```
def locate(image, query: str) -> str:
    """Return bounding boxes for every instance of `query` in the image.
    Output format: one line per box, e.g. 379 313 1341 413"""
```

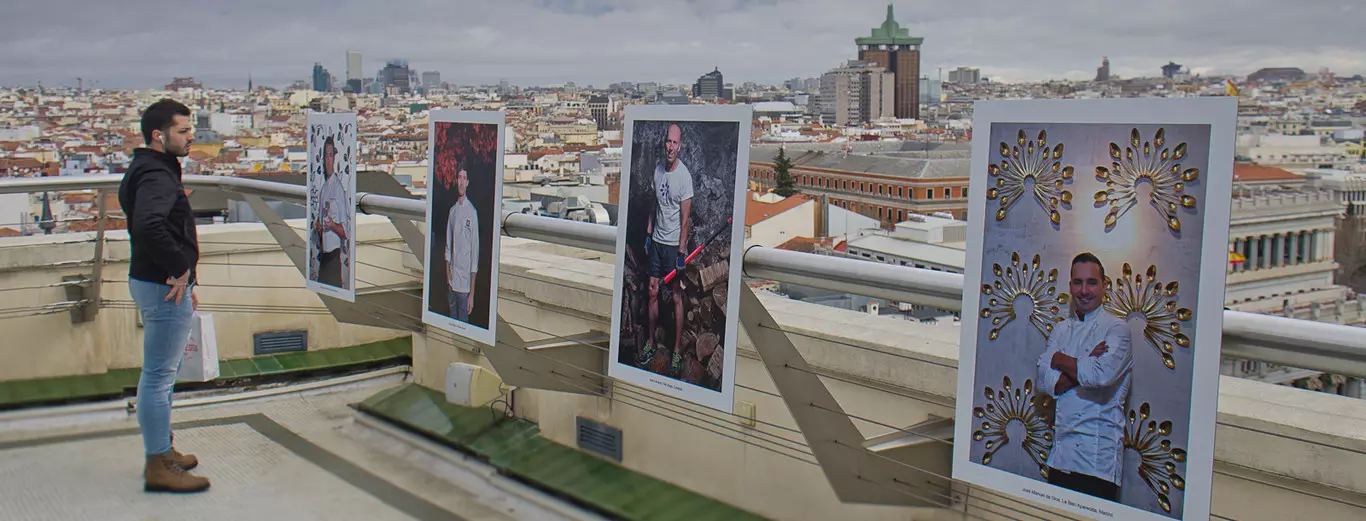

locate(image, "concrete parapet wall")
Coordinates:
413 239 1366 520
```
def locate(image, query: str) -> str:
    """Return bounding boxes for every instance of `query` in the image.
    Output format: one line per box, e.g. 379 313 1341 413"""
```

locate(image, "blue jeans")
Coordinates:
448 291 470 322
129 278 195 456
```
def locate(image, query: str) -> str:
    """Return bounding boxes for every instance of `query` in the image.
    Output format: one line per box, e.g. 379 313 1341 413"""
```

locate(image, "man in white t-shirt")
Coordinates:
643 124 694 373
314 136 349 289
445 162 479 323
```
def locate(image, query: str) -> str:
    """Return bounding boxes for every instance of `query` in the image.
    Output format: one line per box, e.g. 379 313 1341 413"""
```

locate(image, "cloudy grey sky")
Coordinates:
3 0 1364 89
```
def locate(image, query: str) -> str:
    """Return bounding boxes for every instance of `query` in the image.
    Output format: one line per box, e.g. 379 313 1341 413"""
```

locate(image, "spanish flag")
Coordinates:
1225 79 1240 97
1229 250 1246 265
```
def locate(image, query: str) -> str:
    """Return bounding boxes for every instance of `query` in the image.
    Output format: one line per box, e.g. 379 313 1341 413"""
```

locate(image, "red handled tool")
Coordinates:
662 217 733 284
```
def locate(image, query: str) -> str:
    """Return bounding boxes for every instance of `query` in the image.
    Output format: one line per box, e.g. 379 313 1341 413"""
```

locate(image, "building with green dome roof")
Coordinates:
855 4 923 120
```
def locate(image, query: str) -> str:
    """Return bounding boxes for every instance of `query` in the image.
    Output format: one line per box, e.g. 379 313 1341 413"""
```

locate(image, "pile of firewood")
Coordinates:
618 235 733 391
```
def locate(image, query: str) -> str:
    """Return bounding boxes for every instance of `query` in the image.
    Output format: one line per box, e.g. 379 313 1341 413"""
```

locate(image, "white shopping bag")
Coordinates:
177 313 220 382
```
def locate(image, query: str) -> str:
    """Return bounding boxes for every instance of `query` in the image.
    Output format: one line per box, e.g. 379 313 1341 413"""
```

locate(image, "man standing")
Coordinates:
118 99 211 493
445 162 479 323
314 135 348 288
643 124 693 374
1037 252 1133 501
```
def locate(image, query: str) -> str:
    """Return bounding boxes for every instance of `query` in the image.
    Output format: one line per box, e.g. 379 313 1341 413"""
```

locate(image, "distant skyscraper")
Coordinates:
422 71 441 91
819 60 895 126
1096 57 1111 82
312 63 332 92
347 50 363 81
919 76 942 105
380 60 411 94
854 4 923 120
1162 62 1183 80
948 67 981 84
498 79 511 96
692 67 724 100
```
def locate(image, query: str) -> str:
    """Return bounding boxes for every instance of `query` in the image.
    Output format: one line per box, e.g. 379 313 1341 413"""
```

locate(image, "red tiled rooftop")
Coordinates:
775 236 822 253
1233 163 1301 182
744 191 811 227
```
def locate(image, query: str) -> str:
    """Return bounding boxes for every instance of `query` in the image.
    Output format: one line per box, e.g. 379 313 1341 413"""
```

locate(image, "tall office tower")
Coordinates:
818 60 894 127
854 4 923 120
346 50 363 93
381 60 411 94
312 63 332 92
422 71 441 91
692 67 724 100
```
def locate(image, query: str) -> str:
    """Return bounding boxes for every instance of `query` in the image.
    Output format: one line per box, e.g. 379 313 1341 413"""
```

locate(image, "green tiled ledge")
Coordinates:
358 383 769 521
0 337 412 410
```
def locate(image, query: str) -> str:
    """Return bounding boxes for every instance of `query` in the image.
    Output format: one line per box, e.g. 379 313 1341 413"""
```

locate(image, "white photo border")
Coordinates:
608 104 753 414
951 98 1236 521
304 111 358 303
420 109 505 346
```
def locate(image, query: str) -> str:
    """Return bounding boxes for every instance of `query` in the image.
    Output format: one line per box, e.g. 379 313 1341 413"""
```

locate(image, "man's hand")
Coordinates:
1050 351 1073 371
192 287 199 311
1054 371 1079 395
164 270 191 305
466 292 475 312
1090 341 1109 358
676 251 686 272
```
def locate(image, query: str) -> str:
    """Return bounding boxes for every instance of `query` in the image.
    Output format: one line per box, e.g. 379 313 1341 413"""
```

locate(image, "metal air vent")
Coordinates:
253 330 308 355
576 416 623 462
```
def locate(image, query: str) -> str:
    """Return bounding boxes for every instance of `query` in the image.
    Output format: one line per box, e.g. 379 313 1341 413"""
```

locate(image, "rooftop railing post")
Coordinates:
85 188 108 322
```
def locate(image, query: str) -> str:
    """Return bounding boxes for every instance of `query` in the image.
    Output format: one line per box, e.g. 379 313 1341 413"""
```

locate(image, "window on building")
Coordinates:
926 189 935 200
961 187 969 197
944 188 952 198
877 256 885 262
878 208 885 219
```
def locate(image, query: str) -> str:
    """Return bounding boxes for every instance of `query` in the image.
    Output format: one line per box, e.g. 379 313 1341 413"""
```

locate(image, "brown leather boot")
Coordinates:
169 433 197 470
169 447 198 470
144 451 211 493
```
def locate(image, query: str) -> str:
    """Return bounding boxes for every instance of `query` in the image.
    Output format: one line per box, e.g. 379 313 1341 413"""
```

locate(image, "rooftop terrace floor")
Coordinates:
0 375 584 521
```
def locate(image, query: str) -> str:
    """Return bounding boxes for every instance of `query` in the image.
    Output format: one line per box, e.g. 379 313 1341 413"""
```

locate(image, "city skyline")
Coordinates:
2 0 1365 90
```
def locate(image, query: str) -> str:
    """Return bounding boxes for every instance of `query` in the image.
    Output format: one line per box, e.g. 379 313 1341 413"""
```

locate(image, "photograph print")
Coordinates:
421 110 504 345
952 98 1236 521
305 111 358 302
608 104 751 413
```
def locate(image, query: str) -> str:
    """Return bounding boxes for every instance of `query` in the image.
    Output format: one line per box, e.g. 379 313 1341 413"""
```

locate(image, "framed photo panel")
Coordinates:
421 109 504 345
952 98 1236 521
306 112 358 302
608 104 752 413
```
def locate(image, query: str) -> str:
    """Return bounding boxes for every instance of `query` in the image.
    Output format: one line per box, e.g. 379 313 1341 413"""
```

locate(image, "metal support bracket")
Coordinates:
62 275 96 324
387 217 426 264
481 317 607 396
240 193 421 331
738 285 952 507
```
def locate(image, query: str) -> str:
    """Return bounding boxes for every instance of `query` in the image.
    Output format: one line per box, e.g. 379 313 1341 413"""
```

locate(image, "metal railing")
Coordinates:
4 174 1366 379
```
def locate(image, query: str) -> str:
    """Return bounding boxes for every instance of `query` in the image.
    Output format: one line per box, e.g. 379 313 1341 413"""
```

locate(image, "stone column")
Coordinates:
1347 378 1365 400
1308 232 1318 263
1248 237 1259 270
1230 238 1240 272
1323 230 1335 261
1260 235 1272 269
1296 231 1307 264
1267 235 1278 268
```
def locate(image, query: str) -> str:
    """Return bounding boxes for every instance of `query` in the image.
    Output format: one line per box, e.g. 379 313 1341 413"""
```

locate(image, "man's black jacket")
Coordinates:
118 148 198 285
